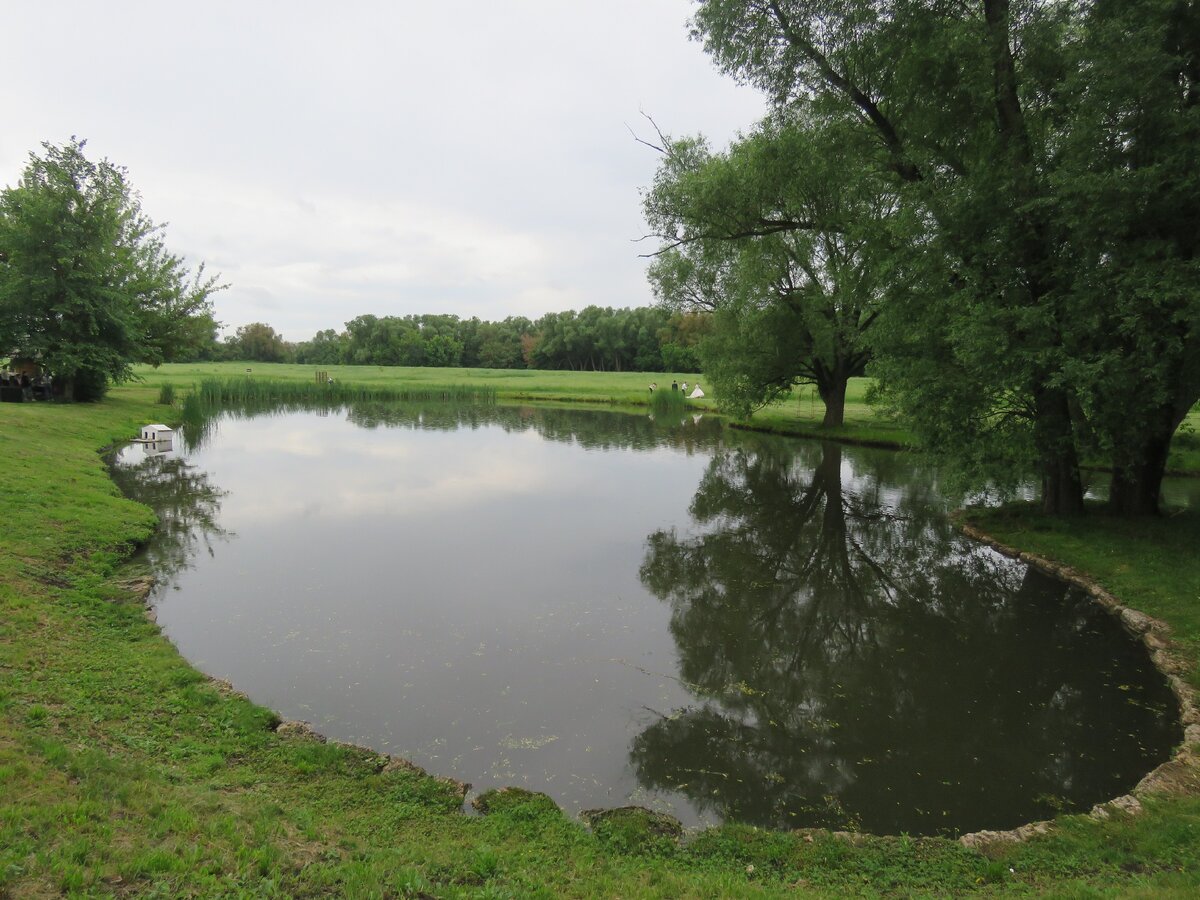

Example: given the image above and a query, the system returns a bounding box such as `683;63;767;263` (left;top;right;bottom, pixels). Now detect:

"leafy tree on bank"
659;312;710;373
1053;0;1200;515
294;328;346;365
473;316;533;368
687;0;1199;515
0;139;222;400
228;322;290;363
644;114;893;427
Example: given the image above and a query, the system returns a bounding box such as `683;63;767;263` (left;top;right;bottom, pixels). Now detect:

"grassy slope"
0;370;1196;896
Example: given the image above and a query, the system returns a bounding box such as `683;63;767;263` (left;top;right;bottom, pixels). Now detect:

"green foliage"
644;112;899;428
649;386;690;415
285;308;707;375
472;788;561;819
156;383;175;405
584;808;683;857
687;0;1200;514
0;138;223;400
229;322;289;363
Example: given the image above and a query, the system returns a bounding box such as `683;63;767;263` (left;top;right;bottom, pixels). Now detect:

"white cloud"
1;1;765;340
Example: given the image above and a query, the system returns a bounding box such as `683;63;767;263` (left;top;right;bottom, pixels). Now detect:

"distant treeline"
192;307;709;373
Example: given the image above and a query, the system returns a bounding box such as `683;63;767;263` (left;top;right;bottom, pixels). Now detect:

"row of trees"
644;0;1199;516
200;307;707;373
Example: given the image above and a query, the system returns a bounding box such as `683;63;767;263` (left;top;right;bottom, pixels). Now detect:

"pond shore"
2;372;1199;896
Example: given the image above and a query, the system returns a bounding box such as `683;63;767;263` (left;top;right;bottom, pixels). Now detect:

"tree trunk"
1108;445;1169;516
1033;385;1084;515
815;366;849;429
1107;403;1189;516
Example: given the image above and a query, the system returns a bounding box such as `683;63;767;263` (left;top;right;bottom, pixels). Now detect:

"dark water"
110;404;1181;836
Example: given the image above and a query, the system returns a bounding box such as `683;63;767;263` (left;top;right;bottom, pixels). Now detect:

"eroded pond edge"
108;421;1199;854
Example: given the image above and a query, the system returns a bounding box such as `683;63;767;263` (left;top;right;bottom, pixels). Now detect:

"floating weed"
498;733;559;750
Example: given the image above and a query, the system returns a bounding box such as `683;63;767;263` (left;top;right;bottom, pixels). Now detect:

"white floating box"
140;424;174;442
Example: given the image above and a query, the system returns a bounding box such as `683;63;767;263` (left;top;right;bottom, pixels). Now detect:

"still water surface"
111;403;1180;835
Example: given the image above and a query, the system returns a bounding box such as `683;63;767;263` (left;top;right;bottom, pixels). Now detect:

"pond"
110;403;1182;836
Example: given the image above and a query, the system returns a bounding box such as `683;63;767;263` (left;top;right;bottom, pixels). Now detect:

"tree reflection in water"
108;450;229;590
636;440;1179;835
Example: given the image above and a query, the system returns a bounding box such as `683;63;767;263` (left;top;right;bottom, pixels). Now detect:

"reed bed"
649;388;690;414
194;376;496;406
177;377;496;451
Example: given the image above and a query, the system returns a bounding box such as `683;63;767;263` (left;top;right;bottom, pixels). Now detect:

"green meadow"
1;368;1198;896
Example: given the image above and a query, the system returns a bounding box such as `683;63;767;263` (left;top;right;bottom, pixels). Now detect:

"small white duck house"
139;424;174;442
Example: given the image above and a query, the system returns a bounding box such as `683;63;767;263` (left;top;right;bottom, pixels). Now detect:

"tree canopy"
644;113;894;426
236;307;708;374
666;0;1200;515
0;139;221;400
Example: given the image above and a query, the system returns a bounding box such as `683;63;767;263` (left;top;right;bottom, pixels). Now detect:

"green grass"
1;369;1199;895
1169;425;1200;475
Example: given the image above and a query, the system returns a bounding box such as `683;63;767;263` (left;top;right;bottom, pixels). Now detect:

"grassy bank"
1;375;1198;895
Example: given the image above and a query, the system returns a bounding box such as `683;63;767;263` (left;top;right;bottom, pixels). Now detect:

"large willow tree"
644;114;896;427
680;0;1199;515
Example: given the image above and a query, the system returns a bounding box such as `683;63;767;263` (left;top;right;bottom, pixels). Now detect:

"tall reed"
195;376;496;406
176;377;497;451
649;388;690;414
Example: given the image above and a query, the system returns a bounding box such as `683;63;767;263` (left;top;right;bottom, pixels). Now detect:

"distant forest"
192;306;708;373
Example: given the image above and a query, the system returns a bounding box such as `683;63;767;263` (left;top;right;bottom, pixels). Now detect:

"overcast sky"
2;1;765;341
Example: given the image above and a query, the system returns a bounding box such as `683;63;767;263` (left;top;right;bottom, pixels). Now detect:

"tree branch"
766;0;922;182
